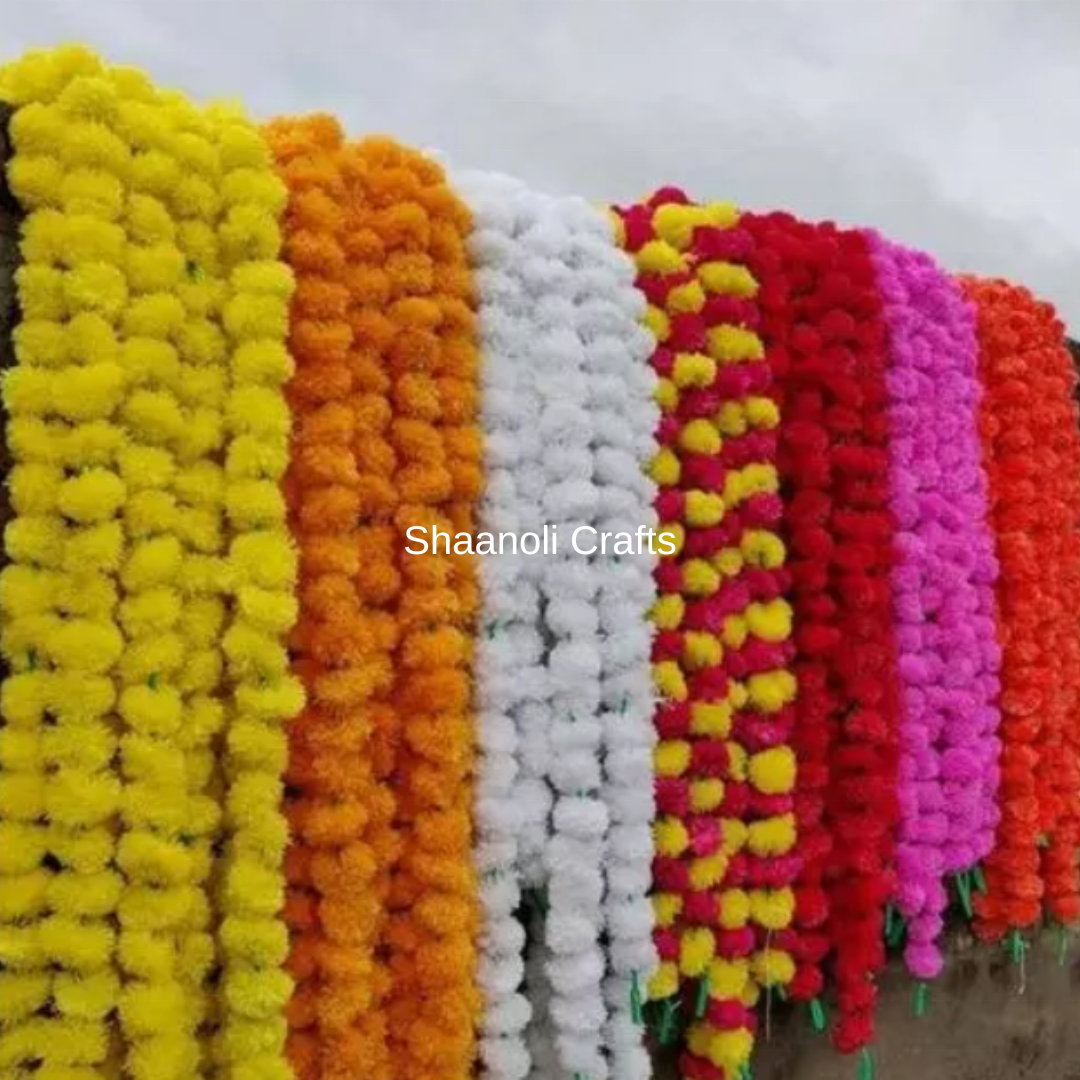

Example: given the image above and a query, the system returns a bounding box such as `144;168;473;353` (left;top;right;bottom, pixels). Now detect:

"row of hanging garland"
1;43;1080;1080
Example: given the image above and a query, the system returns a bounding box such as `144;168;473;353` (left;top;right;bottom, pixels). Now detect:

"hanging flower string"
615;188;793;1080
0;45;133;1079
212;99;302;1080
963;277;1080;941
267;114;398;1080
867;235;1001;981
743;213;901;1055
348;138;483;1080
453;170;542;1080
576;197;659;1080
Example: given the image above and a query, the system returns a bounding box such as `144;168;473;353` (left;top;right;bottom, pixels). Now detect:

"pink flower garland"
867;234;1002;980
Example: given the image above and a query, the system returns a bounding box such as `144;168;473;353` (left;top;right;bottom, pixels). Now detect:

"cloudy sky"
6;0;1079;327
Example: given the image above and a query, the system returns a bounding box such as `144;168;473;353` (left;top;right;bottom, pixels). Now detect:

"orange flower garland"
338;138;482;1080
266;115;397;1080
964;277;1080;939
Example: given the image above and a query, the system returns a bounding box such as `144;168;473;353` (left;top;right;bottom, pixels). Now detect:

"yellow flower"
679;417;721;455
654;739;691;778
672;351;716;389
698;261;757;296
707;325;764;364
679;927;715;977
748;814;797;857
748;746;797;794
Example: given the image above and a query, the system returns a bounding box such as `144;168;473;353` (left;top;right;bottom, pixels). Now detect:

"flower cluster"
963;277;1080;939
615;189;797;1080
452;169;545;1080
867;236;1001;980
341;138;482;1080
0;44;230;1080
527;190;609;1080
207;90;300;1080
0;48;129;1077
266;114;395;1080
743;213;901;1054
579;205;661;1080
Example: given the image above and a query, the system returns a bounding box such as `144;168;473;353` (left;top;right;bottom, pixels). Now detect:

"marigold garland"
742;212;900;1054
615;189;798;1080
452;170;543;1080
581;205;661;1080
868;235;1001;980
208;98;300;1080
964;277;1080;940
0;45;210;1080
338;137;481;1080
266;115;394;1080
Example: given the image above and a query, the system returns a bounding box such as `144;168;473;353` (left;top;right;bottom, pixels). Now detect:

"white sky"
5;0;1080;329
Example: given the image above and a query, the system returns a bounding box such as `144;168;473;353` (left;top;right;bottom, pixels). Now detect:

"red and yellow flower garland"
964;277;1080;939
614;189;797;1080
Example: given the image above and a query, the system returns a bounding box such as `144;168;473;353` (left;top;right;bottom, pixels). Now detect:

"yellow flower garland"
0;45;299;1080
208;100;299;1080
0;46;132;1079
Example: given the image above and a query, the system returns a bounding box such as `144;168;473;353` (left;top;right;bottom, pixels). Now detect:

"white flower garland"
511;192;608;1080
565;202;658;1080
454;168;546;1080
456;174;657;1080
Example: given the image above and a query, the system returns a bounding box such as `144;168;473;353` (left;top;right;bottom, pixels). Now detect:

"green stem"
630;971;643;1025
955;872;973;918
913;981;929;1018
695;975;711;1020
658;998;680;1045
858;1047;875;1080
973;864;987;893
809;997;827;1032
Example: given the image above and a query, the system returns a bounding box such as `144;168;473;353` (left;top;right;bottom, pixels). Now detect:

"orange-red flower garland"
963;277;1080;940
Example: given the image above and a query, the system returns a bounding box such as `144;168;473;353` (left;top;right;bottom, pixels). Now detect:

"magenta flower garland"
867;233;1002;979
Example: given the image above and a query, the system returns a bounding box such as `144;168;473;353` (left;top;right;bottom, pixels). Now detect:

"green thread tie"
809;997;827;1033
694;974;711;1020
658;998;680;1045
630;972;644;1025
913;981;929;1018
858;1048;875;1080
955;872;973;919
1007;928;1029;995
886;904;906;948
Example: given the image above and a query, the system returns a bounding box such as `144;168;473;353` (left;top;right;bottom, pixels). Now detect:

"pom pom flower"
338;138;482;1080
266;115;393;1080
962;277;1080;940
742;212;901;1054
0;44;301;1080
867;235;1001;981
615;190;797;1080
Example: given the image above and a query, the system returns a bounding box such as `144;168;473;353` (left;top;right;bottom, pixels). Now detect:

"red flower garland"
963;277;1080;938
742;213;900;1053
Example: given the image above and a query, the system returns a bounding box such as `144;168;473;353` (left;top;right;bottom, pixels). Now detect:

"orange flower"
267;115;398;1080
334;138;481;1080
